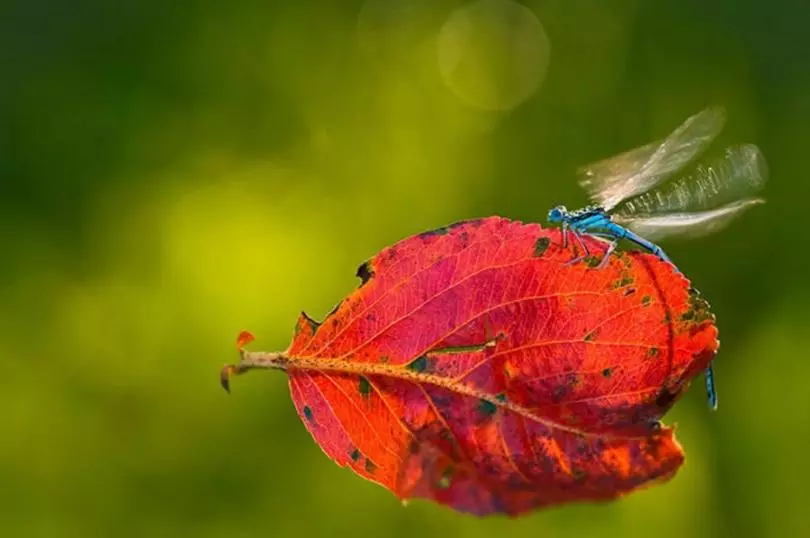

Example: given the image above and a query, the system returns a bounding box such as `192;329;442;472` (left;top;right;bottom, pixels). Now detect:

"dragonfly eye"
547;205;566;223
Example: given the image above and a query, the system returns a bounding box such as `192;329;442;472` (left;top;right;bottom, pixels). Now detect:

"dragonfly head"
547;205;567;223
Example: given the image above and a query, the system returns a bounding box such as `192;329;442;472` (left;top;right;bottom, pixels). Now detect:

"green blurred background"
2;0;807;536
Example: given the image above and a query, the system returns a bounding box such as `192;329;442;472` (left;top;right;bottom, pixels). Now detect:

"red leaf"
223;217;718;516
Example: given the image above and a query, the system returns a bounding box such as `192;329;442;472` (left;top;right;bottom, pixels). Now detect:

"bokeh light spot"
437;0;550;111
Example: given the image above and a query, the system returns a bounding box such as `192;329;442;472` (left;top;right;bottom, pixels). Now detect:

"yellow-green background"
2;1;806;536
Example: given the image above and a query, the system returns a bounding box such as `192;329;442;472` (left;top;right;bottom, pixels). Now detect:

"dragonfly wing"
615;144;768;216
578;139;662;188
579;107;727;210
614;199;765;242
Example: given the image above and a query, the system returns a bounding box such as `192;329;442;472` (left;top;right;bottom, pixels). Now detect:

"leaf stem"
220;349;289;393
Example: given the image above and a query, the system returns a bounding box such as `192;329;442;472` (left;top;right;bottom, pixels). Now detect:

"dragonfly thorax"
548;204;609;225
568;204;607;219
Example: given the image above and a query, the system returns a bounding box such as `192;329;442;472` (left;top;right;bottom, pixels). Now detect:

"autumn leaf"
221;217;718;516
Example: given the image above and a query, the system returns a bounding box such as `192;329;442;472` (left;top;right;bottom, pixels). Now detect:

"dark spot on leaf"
612;274;634;289
478;399;497;418
623;287;636;296
303;406;314;422
641;295;652;307
419;226;450;239
365;458;377;474
681;288;714;324
552;385;567;403
356;260;374;285
358;376;371;397
602;368;612;378
655;388;678;409
584;329;598;342
295;312;320;337
566;373;581;388
615;250;632;268
534;237;551;257
365;313;376;322
350;449;361;462
406;355;429;373
585;255;600;268
437;466;455;489
647;347;660;358
380;355;390;363
439;219;479;233
495;392;507;403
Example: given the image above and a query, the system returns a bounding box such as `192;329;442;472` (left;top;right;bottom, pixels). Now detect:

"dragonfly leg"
561;223;569;248
576;232;618;269
596;240;618;269
564;231;590;266
705;363;718;410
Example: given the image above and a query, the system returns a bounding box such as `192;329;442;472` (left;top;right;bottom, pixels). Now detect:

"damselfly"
547;106;767;410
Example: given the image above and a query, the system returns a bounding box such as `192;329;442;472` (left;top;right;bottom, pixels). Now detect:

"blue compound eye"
547;206;565;222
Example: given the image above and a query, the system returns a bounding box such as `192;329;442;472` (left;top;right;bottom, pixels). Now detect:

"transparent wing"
614;199;765;241
615;144;767;216
579;107;727;210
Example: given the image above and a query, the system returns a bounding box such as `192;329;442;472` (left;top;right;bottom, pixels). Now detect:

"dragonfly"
547;106;768;411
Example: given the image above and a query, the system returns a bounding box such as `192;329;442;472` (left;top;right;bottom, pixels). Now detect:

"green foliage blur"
2;1;807;536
